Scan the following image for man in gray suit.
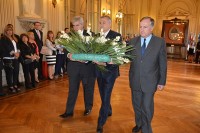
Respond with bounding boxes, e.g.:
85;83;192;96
129;16;167;133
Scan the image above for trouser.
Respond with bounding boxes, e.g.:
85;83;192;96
4;59;19;88
22;62;35;87
131;89;155;133
0;60;3;91
65;75;95;114
38;54;43;79
97;74;116;126
55;54;65;75
195;52;200;63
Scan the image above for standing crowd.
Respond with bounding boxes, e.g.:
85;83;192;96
0;22;69;96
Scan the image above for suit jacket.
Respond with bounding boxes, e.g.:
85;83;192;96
0;39;3;70
96;30;122;78
129;35;167;93
29;29;43;51
67;30;96;78
0;36;20;58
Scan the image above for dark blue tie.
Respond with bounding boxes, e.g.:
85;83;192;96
141;38;146;56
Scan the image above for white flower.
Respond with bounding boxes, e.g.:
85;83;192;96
61;31;65;34
87;27;92;36
111;41;118;46
100;29;104;36
113;46;120;52
122;41;126;45
77;30;82;35
85;36;93;43
77;30;84;39
60;33;69;39
95;36;107;43
123;58;130;63
114;36;120;42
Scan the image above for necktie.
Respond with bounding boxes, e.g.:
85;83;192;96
37;30;41;40
141;38;146;56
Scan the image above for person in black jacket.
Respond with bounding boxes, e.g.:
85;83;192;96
59;16;96;118
19;33;36;89
1;25;20;93
94;16;122;133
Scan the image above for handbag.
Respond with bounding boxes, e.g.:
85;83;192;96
24;59;33;64
40;46;52;55
3;59;13;68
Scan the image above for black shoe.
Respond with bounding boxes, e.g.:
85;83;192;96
132;126;141;133
9;87;16;93
14;86;20;92
96;125;103;133
32;84;36;88
84;109;92;116
59;113;73;118
0;92;6;97
26;86;32;89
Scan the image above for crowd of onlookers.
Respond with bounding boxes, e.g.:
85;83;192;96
0;22;70;97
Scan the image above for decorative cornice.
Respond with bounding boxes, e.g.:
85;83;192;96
17;16;47;31
166;8;190;17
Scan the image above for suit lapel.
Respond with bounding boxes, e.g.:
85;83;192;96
136;37;142;60
105;30;111;39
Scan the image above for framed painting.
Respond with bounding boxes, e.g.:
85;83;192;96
161;18;189;46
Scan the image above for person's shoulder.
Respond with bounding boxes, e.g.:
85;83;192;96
110;30;121;36
151;35;166;46
152;35;164;41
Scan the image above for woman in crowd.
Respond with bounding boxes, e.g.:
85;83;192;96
187;41;196;63
45;31;57;79
19;33;36;89
54;31;65;79
1;25;20;93
27;31;40;82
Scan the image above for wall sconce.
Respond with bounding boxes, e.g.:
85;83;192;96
116;11;123;23
52;0;57;8
102;8;111;16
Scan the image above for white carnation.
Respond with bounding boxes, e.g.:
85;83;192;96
87;27;92;36
123;58;130;63
61;31;65;34
114;36;120;42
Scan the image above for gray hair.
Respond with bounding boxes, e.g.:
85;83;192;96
100;15;112;24
72;16;84;25
140;16;155;27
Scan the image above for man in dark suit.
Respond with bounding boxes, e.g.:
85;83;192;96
59;16;96;118
95;16;122;133
29;22;43;80
129;16;167;133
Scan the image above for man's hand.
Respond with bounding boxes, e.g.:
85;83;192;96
157;85;165;91
67;53;74;61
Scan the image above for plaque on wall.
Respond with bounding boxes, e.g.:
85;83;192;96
161;18;189;46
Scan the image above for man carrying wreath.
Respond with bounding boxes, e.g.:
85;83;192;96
95;15;122;133
59;16;96;118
